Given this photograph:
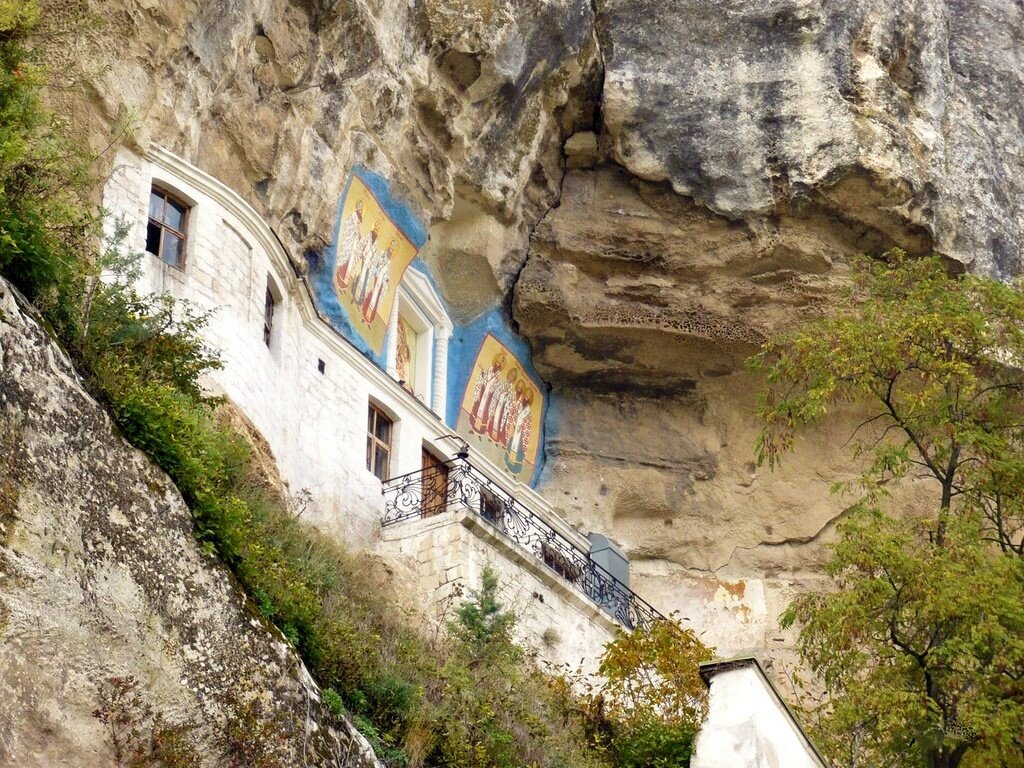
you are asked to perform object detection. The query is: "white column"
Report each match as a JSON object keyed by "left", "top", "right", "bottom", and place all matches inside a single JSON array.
[
  {"left": 386, "top": 294, "right": 400, "bottom": 377},
  {"left": 432, "top": 329, "right": 450, "bottom": 422}
]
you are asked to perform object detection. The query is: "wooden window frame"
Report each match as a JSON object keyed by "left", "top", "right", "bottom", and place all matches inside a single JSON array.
[
  {"left": 366, "top": 404, "right": 393, "bottom": 482},
  {"left": 263, "top": 286, "right": 275, "bottom": 347},
  {"left": 147, "top": 186, "right": 190, "bottom": 268}
]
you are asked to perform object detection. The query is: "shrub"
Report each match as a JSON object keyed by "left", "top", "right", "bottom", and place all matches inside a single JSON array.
[
  {"left": 551, "top": 616, "right": 712, "bottom": 768},
  {"left": 321, "top": 688, "right": 346, "bottom": 719},
  {"left": 92, "top": 676, "right": 200, "bottom": 768},
  {"left": 0, "top": 0, "right": 95, "bottom": 330}
]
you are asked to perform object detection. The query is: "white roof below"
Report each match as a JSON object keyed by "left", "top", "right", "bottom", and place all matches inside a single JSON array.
[{"left": 692, "top": 657, "right": 829, "bottom": 768}]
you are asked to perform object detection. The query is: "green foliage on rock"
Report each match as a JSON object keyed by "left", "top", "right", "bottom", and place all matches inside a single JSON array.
[
  {"left": 0, "top": 0, "right": 98, "bottom": 336},
  {"left": 752, "top": 250, "right": 1024, "bottom": 768}
]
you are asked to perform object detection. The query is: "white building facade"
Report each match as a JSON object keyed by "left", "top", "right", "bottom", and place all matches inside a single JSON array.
[{"left": 692, "top": 658, "right": 830, "bottom": 768}]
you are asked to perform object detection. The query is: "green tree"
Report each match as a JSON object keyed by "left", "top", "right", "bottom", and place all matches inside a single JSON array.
[
  {"left": 752, "top": 251, "right": 1024, "bottom": 768},
  {"left": 451, "top": 566, "right": 517, "bottom": 653},
  {"left": 553, "top": 616, "right": 712, "bottom": 768},
  {"left": 430, "top": 567, "right": 608, "bottom": 768},
  {"left": 0, "top": 0, "right": 96, "bottom": 325}
]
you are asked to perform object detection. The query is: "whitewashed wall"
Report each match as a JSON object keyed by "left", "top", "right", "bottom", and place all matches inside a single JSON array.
[
  {"left": 102, "top": 147, "right": 461, "bottom": 547},
  {"left": 692, "top": 659, "right": 828, "bottom": 768},
  {"left": 101, "top": 148, "right": 622, "bottom": 669}
]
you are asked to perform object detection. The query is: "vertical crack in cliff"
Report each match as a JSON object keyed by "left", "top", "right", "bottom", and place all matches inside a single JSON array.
[{"left": 509, "top": 0, "right": 607, "bottom": 318}]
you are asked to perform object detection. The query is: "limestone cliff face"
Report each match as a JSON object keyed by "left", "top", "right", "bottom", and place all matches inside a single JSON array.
[
  {"left": 514, "top": 0, "right": 1024, "bottom": 655},
  {"left": 48, "top": 0, "right": 1024, "bottom": 656},
  {"left": 0, "top": 278, "right": 378, "bottom": 766},
  {"left": 50, "top": 0, "right": 596, "bottom": 315}
]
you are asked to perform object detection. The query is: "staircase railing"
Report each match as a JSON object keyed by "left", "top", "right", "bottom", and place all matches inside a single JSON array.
[{"left": 382, "top": 459, "right": 666, "bottom": 631}]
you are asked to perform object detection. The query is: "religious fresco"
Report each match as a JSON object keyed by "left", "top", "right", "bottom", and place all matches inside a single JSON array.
[
  {"left": 456, "top": 333, "right": 545, "bottom": 483},
  {"left": 332, "top": 175, "right": 420, "bottom": 353},
  {"left": 396, "top": 314, "right": 417, "bottom": 393},
  {"left": 308, "top": 168, "right": 426, "bottom": 359},
  {"left": 307, "top": 168, "right": 549, "bottom": 486}
]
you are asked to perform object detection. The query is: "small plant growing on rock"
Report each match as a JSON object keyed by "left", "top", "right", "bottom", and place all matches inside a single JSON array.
[
  {"left": 321, "top": 687, "right": 346, "bottom": 719},
  {"left": 218, "top": 695, "right": 298, "bottom": 768},
  {"left": 92, "top": 676, "right": 199, "bottom": 768}
]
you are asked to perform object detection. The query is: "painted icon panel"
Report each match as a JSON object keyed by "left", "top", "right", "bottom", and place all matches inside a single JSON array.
[
  {"left": 457, "top": 333, "right": 544, "bottom": 482},
  {"left": 330, "top": 173, "right": 419, "bottom": 354},
  {"left": 396, "top": 314, "right": 417, "bottom": 394}
]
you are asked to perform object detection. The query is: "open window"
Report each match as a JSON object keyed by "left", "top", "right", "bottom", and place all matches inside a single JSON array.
[
  {"left": 263, "top": 274, "right": 284, "bottom": 350},
  {"left": 146, "top": 186, "right": 190, "bottom": 268},
  {"left": 263, "top": 287, "right": 275, "bottom": 346},
  {"left": 366, "top": 404, "right": 393, "bottom": 482}
]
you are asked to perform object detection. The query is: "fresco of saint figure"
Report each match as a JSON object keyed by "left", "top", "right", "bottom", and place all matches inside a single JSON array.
[
  {"left": 469, "top": 351, "right": 506, "bottom": 434},
  {"left": 504, "top": 387, "right": 534, "bottom": 474},
  {"left": 501, "top": 379, "right": 524, "bottom": 446},
  {"left": 362, "top": 237, "right": 396, "bottom": 325},
  {"left": 316, "top": 170, "right": 422, "bottom": 355},
  {"left": 396, "top": 315, "right": 414, "bottom": 392},
  {"left": 457, "top": 333, "right": 544, "bottom": 484},
  {"left": 351, "top": 219, "right": 382, "bottom": 310},
  {"left": 488, "top": 367, "right": 519, "bottom": 444},
  {"left": 334, "top": 199, "right": 365, "bottom": 294}
]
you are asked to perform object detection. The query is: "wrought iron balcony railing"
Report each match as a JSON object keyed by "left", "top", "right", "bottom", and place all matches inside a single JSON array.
[{"left": 381, "top": 459, "right": 666, "bottom": 632}]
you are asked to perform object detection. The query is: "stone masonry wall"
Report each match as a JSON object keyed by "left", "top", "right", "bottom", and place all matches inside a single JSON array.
[{"left": 379, "top": 512, "right": 616, "bottom": 677}]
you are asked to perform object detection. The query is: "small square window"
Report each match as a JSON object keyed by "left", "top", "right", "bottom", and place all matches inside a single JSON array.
[{"left": 147, "top": 186, "right": 190, "bottom": 268}]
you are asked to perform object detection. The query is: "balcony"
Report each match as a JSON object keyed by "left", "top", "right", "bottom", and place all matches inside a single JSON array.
[{"left": 381, "top": 459, "right": 665, "bottom": 632}]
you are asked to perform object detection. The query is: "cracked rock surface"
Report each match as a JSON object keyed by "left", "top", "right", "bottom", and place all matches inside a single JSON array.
[{"left": 0, "top": 278, "right": 380, "bottom": 766}]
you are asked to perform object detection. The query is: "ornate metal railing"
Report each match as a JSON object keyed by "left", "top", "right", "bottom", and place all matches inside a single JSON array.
[{"left": 382, "top": 459, "right": 666, "bottom": 631}]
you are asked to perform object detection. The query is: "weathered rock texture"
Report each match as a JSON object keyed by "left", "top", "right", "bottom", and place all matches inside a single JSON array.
[
  {"left": 44, "top": 0, "right": 1024, "bottom": 658},
  {"left": 599, "top": 0, "right": 1024, "bottom": 276},
  {"left": 0, "top": 277, "right": 379, "bottom": 767},
  {"left": 516, "top": 0, "right": 1024, "bottom": 656},
  {"left": 46, "top": 0, "right": 598, "bottom": 314}
]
